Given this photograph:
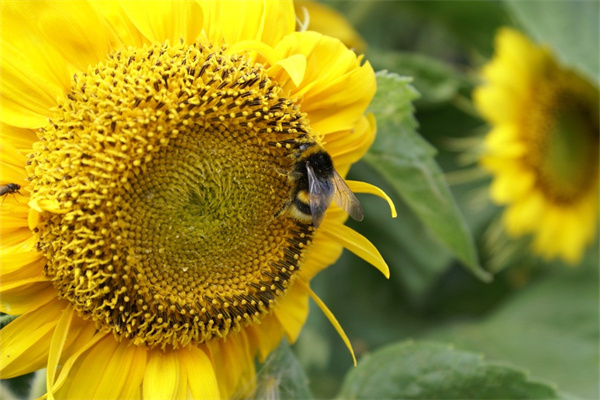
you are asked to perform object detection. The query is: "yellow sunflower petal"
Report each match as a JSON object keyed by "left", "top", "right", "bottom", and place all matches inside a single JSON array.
[
  {"left": 320, "top": 222, "right": 390, "bottom": 278},
  {"left": 0, "top": 237, "right": 56, "bottom": 315},
  {"left": 227, "top": 39, "right": 280, "bottom": 65},
  {"left": 487, "top": 164, "right": 535, "bottom": 204},
  {"left": 181, "top": 346, "right": 220, "bottom": 400},
  {"left": 0, "top": 210, "right": 30, "bottom": 235},
  {"left": 0, "top": 3, "right": 74, "bottom": 128},
  {"left": 58, "top": 334, "right": 121, "bottom": 399},
  {"left": 28, "top": 198, "right": 70, "bottom": 214},
  {"left": 0, "top": 301, "right": 63, "bottom": 378},
  {"left": 47, "top": 306, "right": 74, "bottom": 400},
  {"left": 0, "top": 235, "right": 39, "bottom": 275},
  {"left": 347, "top": 180, "right": 397, "bottom": 218},
  {"left": 553, "top": 210, "right": 586, "bottom": 265},
  {"left": 120, "top": 0, "right": 203, "bottom": 45},
  {"left": 89, "top": 1, "right": 149, "bottom": 48},
  {"left": 274, "top": 279, "right": 310, "bottom": 343},
  {"left": 28, "top": 209, "right": 41, "bottom": 231},
  {"left": 0, "top": 164, "right": 29, "bottom": 188},
  {"left": 0, "top": 254, "right": 45, "bottom": 282},
  {"left": 269, "top": 53, "right": 307, "bottom": 87},
  {"left": 482, "top": 124, "right": 527, "bottom": 158},
  {"left": 274, "top": 31, "right": 376, "bottom": 134},
  {"left": 299, "top": 218, "right": 345, "bottom": 282},
  {"left": 92, "top": 342, "right": 146, "bottom": 399},
  {"left": 473, "top": 82, "right": 523, "bottom": 125},
  {"left": 246, "top": 313, "right": 285, "bottom": 362},
  {"left": 208, "top": 333, "right": 256, "bottom": 399},
  {"left": 577, "top": 194, "right": 600, "bottom": 244},
  {"left": 325, "top": 114, "right": 376, "bottom": 171},
  {"left": 0, "top": 41, "right": 63, "bottom": 129},
  {"left": 532, "top": 206, "right": 563, "bottom": 259},
  {"left": 0, "top": 229, "right": 32, "bottom": 248},
  {"left": 0, "top": 1, "right": 72, "bottom": 90},
  {"left": 491, "top": 28, "right": 549, "bottom": 89},
  {"left": 207, "top": 338, "right": 243, "bottom": 399},
  {"left": 475, "top": 29, "right": 550, "bottom": 125},
  {"left": 201, "top": 0, "right": 295, "bottom": 48},
  {"left": 531, "top": 204, "right": 592, "bottom": 266},
  {"left": 1, "top": 137, "right": 28, "bottom": 168},
  {"left": 503, "top": 192, "right": 546, "bottom": 235},
  {"left": 299, "top": 279, "right": 356, "bottom": 366},
  {"left": 117, "top": 346, "right": 148, "bottom": 400},
  {"left": 52, "top": 331, "right": 112, "bottom": 397},
  {"left": 0, "top": 133, "right": 29, "bottom": 197},
  {"left": 34, "top": 1, "right": 117, "bottom": 72},
  {"left": 0, "top": 280, "right": 55, "bottom": 316},
  {"left": 142, "top": 349, "right": 187, "bottom": 400}
]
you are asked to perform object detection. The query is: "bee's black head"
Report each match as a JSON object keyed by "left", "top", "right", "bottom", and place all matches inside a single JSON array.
[{"left": 305, "top": 151, "right": 334, "bottom": 178}]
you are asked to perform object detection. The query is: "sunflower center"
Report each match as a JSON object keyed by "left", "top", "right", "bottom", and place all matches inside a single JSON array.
[
  {"left": 524, "top": 73, "right": 599, "bottom": 204},
  {"left": 28, "top": 41, "right": 316, "bottom": 348}
]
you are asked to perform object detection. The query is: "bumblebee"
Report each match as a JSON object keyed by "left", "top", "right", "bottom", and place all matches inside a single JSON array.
[
  {"left": 0, "top": 183, "right": 21, "bottom": 197},
  {"left": 284, "top": 143, "right": 363, "bottom": 227}
]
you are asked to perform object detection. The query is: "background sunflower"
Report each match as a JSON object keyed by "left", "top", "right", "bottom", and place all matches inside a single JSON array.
[{"left": 1, "top": 1, "right": 597, "bottom": 400}]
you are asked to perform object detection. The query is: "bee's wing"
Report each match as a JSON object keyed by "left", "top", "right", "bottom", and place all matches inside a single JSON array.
[
  {"left": 332, "top": 171, "right": 364, "bottom": 222},
  {"left": 306, "top": 161, "right": 335, "bottom": 227}
]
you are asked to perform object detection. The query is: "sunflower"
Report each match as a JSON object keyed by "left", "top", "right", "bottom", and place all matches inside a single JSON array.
[
  {"left": 474, "top": 28, "right": 599, "bottom": 265},
  {"left": 0, "top": 1, "right": 395, "bottom": 398}
]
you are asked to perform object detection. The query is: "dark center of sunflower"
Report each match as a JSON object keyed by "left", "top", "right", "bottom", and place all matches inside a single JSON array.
[
  {"left": 524, "top": 72, "right": 599, "bottom": 204},
  {"left": 27, "top": 41, "right": 315, "bottom": 348}
]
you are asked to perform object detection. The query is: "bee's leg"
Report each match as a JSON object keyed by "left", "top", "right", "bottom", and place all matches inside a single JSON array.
[
  {"left": 0, "top": 193, "right": 19, "bottom": 205},
  {"left": 274, "top": 198, "right": 291, "bottom": 219}
]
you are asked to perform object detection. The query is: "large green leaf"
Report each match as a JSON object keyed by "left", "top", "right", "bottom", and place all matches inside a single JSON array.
[
  {"left": 349, "top": 162, "right": 453, "bottom": 302},
  {"left": 366, "top": 72, "right": 490, "bottom": 281},
  {"left": 252, "top": 340, "right": 312, "bottom": 400},
  {"left": 506, "top": 0, "right": 599, "bottom": 85},
  {"left": 422, "top": 254, "right": 599, "bottom": 399},
  {"left": 338, "top": 340, "right": 565, "bottom": 399}
]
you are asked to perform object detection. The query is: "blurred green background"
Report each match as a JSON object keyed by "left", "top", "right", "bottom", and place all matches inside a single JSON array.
[{"left": 284, "top": 1, "right": 598, "bottom": 399}]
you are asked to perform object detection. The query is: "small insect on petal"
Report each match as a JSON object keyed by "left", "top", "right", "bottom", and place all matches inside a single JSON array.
[{"left": 0, "top": 183, "right": 22, "bottom": 201}]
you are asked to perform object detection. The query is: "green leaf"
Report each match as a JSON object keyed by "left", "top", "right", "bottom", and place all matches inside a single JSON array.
[
  {"left": 367, "top": 50, "right": 470, "bottom": 107},
  {"left": 505, "top": 0, "right": 599, "bottom": 85},
  {"left": 331, "top": 1, "right": 510, "bottom": 58},
  {"left": 252, "top": 340, "right": 312, "bottom": 400},
  {"left": 338, "top": 340, "right": 564, "bottom": 399},
  {"left": 349, "top": 162, "right": 453, "bottom": 302},
  {"left": 366, "top": 71, "right": 490, "bottom": 281},
  {"left": 0, "top": 314, "right": 17, "bottom": 329},
  {"left": 399, "top": 1, "right": 511, "bottom": 58},
  {"left": 0, "top": 373, "right": 37, "bottom": 400},
  {"left": 422, "top": 257, "right": 599, "bottom": 399}
]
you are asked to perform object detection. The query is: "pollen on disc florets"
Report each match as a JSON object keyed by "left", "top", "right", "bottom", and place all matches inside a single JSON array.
[{"left": 27, "top": 40, "right": 316, "bottom": 348}]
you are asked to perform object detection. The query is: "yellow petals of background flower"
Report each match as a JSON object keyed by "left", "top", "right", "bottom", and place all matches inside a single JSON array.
[
  {"left": 294, "top": 0, "right": 367, "bottom": 52},
  {"left": 0, "top": 1, "right": 391, "bottom": 399},
  {"left": 474, "top": 28, "right": 599, "bottom": 265}
]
